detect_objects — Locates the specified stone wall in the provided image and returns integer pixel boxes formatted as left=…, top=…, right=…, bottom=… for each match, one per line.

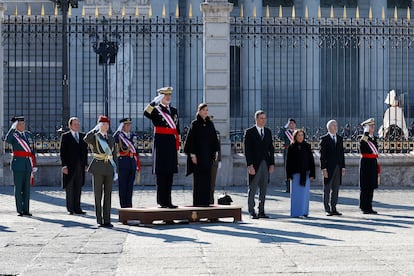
left=2, top=153, right=414, bottom=187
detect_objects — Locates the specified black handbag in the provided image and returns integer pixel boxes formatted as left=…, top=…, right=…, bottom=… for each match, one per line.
left=217, top=193, right=233, bottom=205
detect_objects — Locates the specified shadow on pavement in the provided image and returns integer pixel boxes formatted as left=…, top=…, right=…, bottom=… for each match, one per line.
left=0, top=225, right=15, bottom=232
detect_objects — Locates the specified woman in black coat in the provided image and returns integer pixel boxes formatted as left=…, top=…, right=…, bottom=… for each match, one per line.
left=184, top=103, right=220, bottom=207
left=286, top=129, right=315, bottom=217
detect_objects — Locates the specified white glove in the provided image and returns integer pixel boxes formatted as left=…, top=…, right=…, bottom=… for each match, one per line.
left=152, top=94, right=164, bottom=104
left=113, top=172, right=118, bottom=181
left=93, top=122, right=103, bottom=131
left=218, top=162, right=222, bottom=169
left=363, top=125, right=370, bottom=133
left=32, top=167, right=38, bottom=173
left=11, top=121, right=18, bottom=129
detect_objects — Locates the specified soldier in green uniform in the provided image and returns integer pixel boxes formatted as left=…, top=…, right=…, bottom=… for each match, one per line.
left=278, top=118, right=296, bottom=192
left=5, top=116, right=37, bottom=216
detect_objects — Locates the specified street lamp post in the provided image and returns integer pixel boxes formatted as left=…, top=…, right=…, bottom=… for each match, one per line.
left=51, top=0, right=79, bottom=127
left=90, top=21, right=119, bottom=117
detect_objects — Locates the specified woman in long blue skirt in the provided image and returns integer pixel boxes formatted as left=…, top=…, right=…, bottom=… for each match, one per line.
left=286, top=129, right=315, bottom=217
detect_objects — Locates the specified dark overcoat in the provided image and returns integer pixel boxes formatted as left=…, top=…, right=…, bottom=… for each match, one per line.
left=286, top=142, right=315, bottom=185
left=359, top=135, right=379, bottom=190
left=184, top=115, right=220, bottom=176
left=144, top=104, right=180, bottom=175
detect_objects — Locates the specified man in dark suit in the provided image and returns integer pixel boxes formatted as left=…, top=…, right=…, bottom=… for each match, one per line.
left=244, top=110, right=275, bottom=219
left=60, top=117, right=88, bottom=215
left=144, top=86, right=180, bottom=208
left=319, top=119, right=345, bottom=216
left=5, top=116, right=37, bottom=216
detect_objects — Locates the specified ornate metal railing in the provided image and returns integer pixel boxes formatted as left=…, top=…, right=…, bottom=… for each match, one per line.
left=3, top=11, right=414, bottom=153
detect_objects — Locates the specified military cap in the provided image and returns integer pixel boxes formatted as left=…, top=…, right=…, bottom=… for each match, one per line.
left=98, top=115, right=110, bottom=124
left=119, top=117, right=132, bottom=124
left=157, top=86, right=173, bottom=95
left=11, top=116, right=24, bottom=122
left=361, top=118, right=375, bottom=126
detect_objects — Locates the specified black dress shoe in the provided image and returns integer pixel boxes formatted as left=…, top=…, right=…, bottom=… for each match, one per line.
left=168, top=204, right=178, bottom=209
left=103, top=223, right=114, bottom=228
left=75, top=211, right=86, bottom=215
left=17, top=212, right=24, bottom=216
left=159, top=205, right=169, bottom=208
left=23, top=212, right=32, bottom=217
left=258, top=213, right=270, bottom=219
left=331, top=210, right=342, bottom=216
left=369, top=210, right=378, bottom=214
left=67, top=211, right=74, bottom=215
left=326, top=212, right=333, bottom=216
left=250, top=213, right=259, bottom=219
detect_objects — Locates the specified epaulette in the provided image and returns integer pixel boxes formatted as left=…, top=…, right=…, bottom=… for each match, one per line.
left=361, top=135, right=368, bottom=142
left=144, top=104, right=154, bottom=114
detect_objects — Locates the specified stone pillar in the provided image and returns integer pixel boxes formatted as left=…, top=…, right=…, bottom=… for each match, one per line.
left=301, top=0, right=320, bottom=127
left=0, top=2, right=6, bottom=185
left=201, top=0, right=233, bottom=186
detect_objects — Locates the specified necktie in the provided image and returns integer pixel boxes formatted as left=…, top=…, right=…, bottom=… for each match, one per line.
left=261, top=128, right=264, bottom=139
left=333, top=135, right=336, bottom=144
left=75, top=133, right=79, bottom=143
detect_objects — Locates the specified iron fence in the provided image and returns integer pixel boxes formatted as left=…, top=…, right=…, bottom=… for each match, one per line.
left=3, top=14, right=414, bottom=153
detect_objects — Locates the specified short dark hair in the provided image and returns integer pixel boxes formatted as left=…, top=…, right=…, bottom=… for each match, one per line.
left=254, top=110, right=266, bottom=119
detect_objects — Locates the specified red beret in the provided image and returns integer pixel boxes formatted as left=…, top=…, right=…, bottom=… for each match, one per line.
left=98, top=115, right=110, bottom=124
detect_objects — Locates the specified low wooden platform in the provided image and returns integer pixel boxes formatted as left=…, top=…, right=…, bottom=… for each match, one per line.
left=118, top=205, right=242, bottom=225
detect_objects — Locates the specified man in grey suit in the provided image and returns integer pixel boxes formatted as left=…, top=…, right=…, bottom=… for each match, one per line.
left=84, top=115, right=118, bottom=227
left=319, top=120, right=345, bottom=216
left=244, top=110, right=275, bottom=219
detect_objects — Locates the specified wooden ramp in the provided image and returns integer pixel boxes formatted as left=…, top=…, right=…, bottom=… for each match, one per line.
left=118, top=205, right=242, bottom=225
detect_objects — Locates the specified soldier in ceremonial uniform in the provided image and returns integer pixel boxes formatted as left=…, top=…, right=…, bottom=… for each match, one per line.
left=84, top=115, right=118, bottom=227
left=144, top=86, right=180, bottom=208
left=278, top=118, right=296, bottom=192
left=5, top=116, right=37, bottom=216
left=359, top=118, right=380, bottom=214
left=114, top=118, right=141, bottom=208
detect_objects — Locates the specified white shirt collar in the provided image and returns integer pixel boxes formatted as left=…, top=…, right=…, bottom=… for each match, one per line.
left=255, top=125, right=264, bottom=133
left=70, top=130, right=78, bottom=136
left=99, top=131, right=107, bottom=137
left=328, top=132, right=336, bottom=138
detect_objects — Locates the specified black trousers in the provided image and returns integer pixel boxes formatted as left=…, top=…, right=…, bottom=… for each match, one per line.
left=65, top=163, right=83, bottom=213
left=360, top=187, right=374, bottom=212
left=156, top=174, right=174, bottom=207
left=118, top=168, right=135, bottom=208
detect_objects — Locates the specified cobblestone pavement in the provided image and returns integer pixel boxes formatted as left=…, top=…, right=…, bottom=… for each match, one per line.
left=0, top=184, right=413, bottom=275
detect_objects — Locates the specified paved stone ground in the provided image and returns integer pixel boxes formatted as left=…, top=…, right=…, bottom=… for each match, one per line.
left=0, top=184, right=414, bottom=276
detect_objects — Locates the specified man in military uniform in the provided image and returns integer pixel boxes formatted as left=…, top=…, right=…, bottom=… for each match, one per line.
left=5, top=116, right=37, bottom=216
left=84, top=115, right=117, bottom=227
left=144, top=86, right=180, bottom=208
left=278, top=118, right=296, bottom=192
left=359, top=118, right=380, bottom=214
left=114, top=118, right=141, bottom=208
